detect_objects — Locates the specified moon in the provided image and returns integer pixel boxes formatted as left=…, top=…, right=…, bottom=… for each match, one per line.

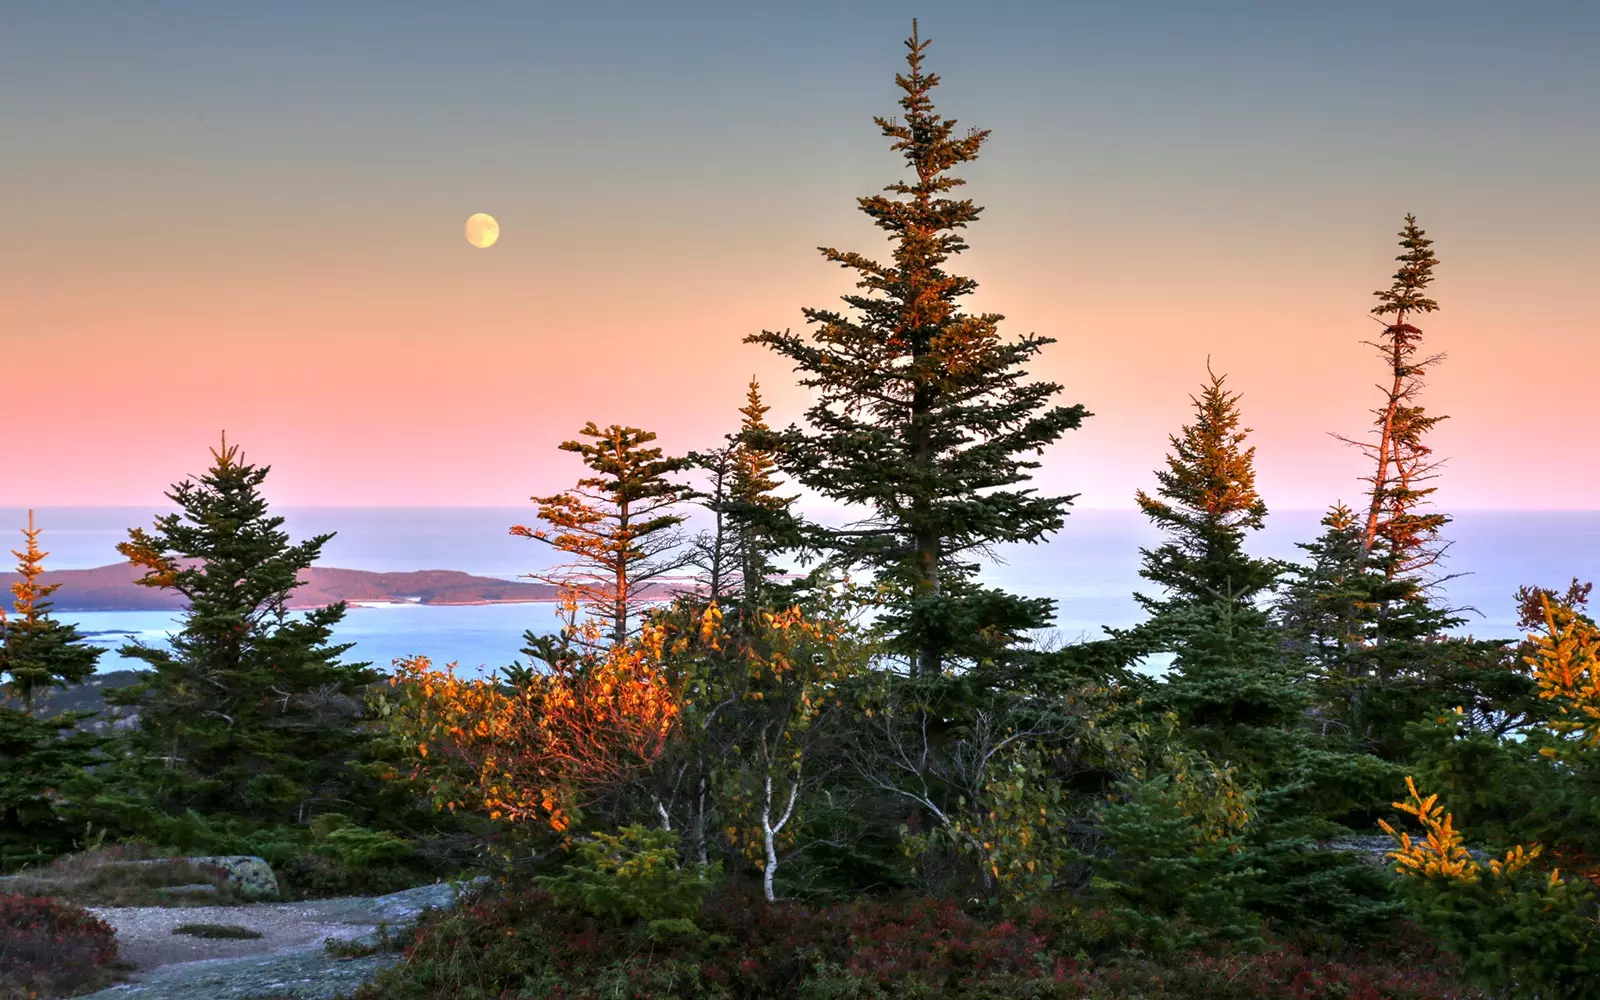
left=465, top=213, right=499, bottom=249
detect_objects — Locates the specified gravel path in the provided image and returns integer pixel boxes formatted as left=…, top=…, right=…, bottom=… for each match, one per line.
left=79, top=880, right=484, bottom=1000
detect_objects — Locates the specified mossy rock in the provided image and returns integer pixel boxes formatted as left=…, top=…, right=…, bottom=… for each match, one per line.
left=123, top=856, right=280, bottom=901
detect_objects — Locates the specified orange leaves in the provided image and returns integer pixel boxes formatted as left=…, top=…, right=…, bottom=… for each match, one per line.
left=387, top=634, right=682, bottom=833
left=8, top=510, right=60, bottom=627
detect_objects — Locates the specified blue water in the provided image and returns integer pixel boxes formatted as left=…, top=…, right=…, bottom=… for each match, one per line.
left=3, top=507, right=1597, bottom=678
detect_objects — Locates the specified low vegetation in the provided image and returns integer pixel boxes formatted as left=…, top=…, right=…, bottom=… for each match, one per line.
left=0, top=892, right=120, bottom=999
left=170, top=922, right=264, bottom=940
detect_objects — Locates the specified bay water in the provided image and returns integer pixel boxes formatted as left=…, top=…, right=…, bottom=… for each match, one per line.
left=3, top=506, right=1596, bottom=678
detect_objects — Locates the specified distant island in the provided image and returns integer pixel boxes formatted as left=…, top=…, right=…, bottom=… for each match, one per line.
left=0, top=563, right=692, bottom=612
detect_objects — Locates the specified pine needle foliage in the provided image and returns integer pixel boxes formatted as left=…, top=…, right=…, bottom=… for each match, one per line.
left=747, top=21, right=1088, bottom=675
left=1, top=511, right=101, bottom=712
left=514, top=423, right=690, bottom=650
left=1134, top=364, right=1277, bottom=621
left=1339, top=214, right=1450, bottom=582
left=107, top=433, right=378, bottom=827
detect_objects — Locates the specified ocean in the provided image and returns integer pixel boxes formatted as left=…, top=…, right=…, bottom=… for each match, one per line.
left=3, top=506, right=1597, bottom=678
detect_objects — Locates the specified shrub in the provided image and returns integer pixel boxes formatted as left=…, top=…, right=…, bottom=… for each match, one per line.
left=0, top=892, right=119, bottom=998
left=535, top=825, right=719, bottom=934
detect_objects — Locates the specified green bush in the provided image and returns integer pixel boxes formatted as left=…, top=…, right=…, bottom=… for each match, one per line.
left=1081, top=773, right=1264, bottom=956
left=535, top=825, right=720, bottom=936
left=1392, top=865, right=1600, bottom=1000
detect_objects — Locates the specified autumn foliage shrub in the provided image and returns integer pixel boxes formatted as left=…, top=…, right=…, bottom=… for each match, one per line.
left=0, top=892, right=119, bottom=998
left=384, top=622, right=680, bottom=834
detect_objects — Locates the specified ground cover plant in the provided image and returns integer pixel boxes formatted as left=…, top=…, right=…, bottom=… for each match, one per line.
left=0, top=892, right=120, bottom=999
left=170, top=922, right=264, bottom=940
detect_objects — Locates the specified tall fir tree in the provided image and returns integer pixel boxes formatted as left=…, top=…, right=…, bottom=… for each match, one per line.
left=0, top=512, right=106, bottom=864
left=513, top=422, right=690, bottom=649
left=748, top=22, right=1087, bottom=675
left=1338, top=214, right=1449, bottom=582
left=107, top=434, right=378, bottom=827
left=1284, top=217, right=1480, bottom=761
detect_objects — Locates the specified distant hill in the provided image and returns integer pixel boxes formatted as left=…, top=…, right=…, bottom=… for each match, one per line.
left=0, top=563, right=568, bottom=611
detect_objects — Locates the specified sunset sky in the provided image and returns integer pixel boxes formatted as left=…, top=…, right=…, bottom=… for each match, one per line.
left=5, top=1, right=1596, bottom=511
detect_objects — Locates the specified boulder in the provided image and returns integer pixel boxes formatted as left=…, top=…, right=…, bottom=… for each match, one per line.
left=124, top=857, right=280, bottom=901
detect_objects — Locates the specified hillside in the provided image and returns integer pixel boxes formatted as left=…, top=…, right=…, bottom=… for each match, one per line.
left=0, top=563, right=567, bottom=611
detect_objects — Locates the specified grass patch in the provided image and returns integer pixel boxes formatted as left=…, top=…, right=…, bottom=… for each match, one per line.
left=171, top=922, right=264, bottom=940
left=0, top=846, right=241, bottom=908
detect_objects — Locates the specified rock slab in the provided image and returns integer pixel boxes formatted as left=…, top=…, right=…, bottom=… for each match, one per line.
left=80, top=879, right=485, bottom=1000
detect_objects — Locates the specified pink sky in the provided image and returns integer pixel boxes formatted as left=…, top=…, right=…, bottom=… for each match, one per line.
left=6, top=5, right=1596, bottom=511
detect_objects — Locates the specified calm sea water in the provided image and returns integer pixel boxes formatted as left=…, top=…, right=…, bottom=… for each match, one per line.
left=3, top=506, right=1596, bottom=678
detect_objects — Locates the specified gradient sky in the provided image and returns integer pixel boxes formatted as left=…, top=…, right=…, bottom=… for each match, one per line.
left=4, top=1, right=1596, bottom=511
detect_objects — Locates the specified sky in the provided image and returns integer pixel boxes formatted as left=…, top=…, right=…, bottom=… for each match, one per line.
left=3, top=1, right=1596, bottom=511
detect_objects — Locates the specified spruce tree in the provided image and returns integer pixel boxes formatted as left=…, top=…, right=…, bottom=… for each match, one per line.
left=1340, top=214, right=1449, bottom=581
left=1, top=510, right=101, bottom=712
left=0, top=512, right=106, bottom=864
left=1134, top=365, right=1277, bottom=622
left=513, top=422, right=689, bottom=649
left=1131, top=367, right=1300, bottom=772
left=1286, top=217, right=1479, bottom=761
left=748, top=22, right=1088, bottom=675
left=108, top=434, right=377, bottom=827
left=685, top=380, right=798, bottom=627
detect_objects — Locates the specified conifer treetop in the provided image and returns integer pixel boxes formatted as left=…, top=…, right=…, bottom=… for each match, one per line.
left=10, top=510, right=62, bottom=626
left=1371, top=214, right=1440, bottom=322
left=747, top=21, right=1087, bottom=673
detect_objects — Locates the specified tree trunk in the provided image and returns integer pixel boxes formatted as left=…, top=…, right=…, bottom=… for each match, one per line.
left=1361, top=310, right=1408, bottom=557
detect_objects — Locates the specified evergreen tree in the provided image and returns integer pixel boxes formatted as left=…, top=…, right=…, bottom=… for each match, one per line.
left=1282, top=218, right=1482, bottom=761
left=684, top=380, right=797, bottom=629
left=748, top=22, right=1087, bottom=675
left=513, top=422, right=689, bottom=650
left=685, top=442, right=740, bottom=608
left=1134, top=364, right=1277, bottom=622
left=1, top=510, right=101, bottom=712
left=0, top=512, right=105, bottom=865
left=728, top=379, right=796, bottom=620
left=1339, top=215, right=1448, bottom=581
left=1131, top=367, right=1300, bottom=773
left=107, top=434, right=378, bottom=826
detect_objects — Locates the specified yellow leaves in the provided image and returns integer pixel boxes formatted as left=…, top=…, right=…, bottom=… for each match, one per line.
left=1383, top=775, right=1566, bottom=888
left=1488, top=843, right=1543, bottom=879
left=699, top=603, right=724, bottom=649
left=1523, top=594, right=1600, bottom=748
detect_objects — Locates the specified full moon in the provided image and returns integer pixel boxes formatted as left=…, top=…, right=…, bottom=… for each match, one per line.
left=465, top=213, right=499, bottom=249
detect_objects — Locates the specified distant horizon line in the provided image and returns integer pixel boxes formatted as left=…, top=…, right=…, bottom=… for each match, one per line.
left=4, top=505, right=1599, bottom=514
